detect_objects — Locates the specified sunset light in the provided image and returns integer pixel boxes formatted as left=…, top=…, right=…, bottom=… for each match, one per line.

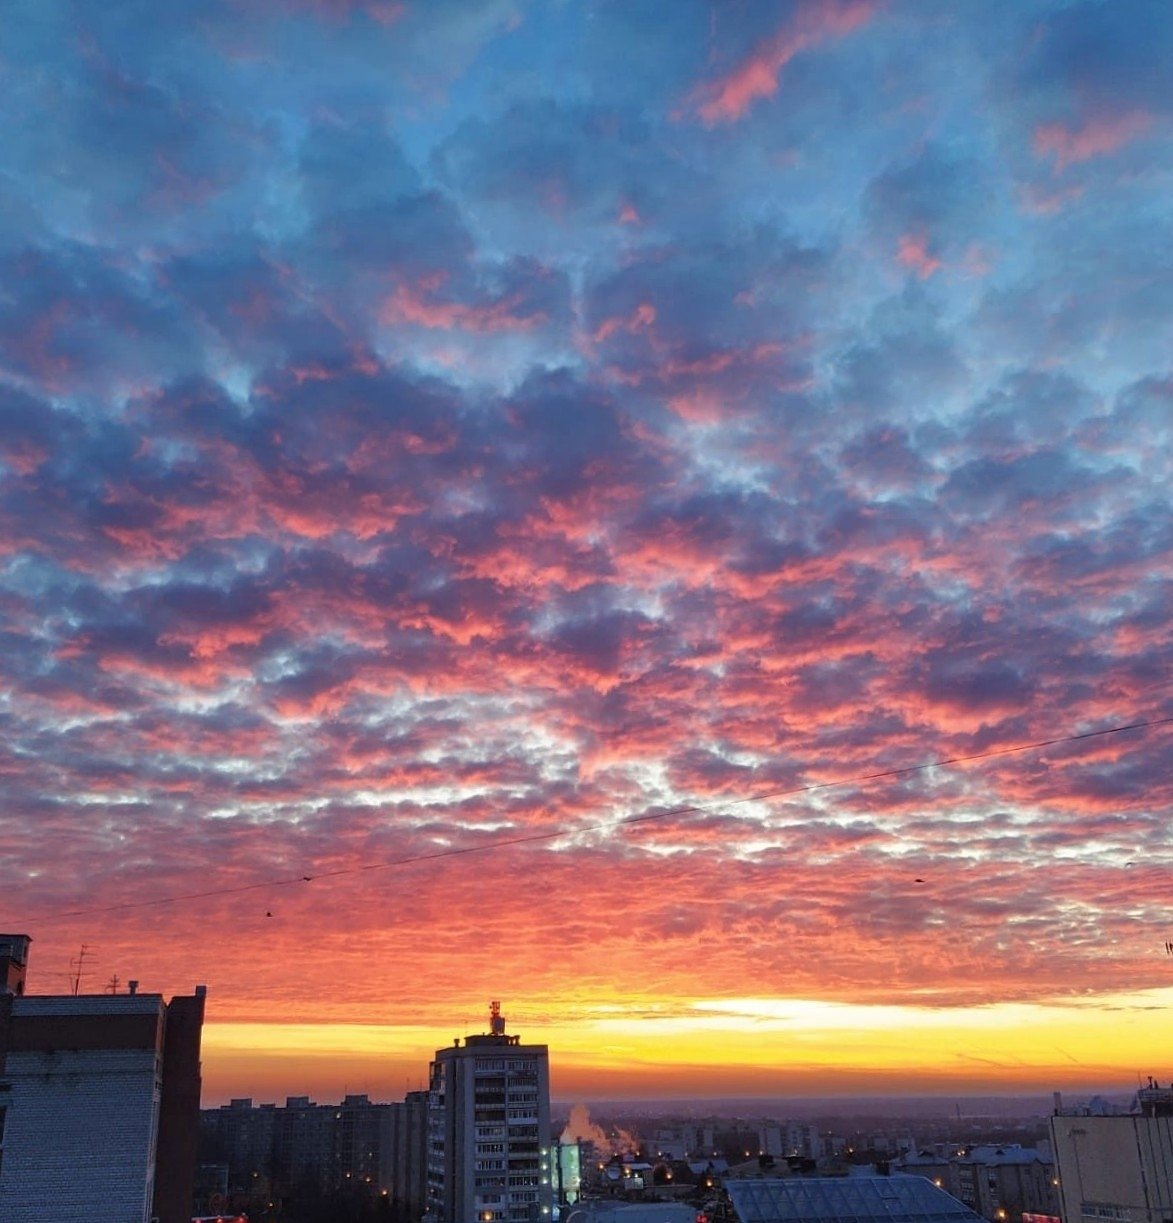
left=3, top=0, right=1172, bottom=1115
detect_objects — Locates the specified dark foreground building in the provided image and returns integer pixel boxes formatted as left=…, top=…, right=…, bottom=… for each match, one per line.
left=0, top=933, right=206, bottom=1223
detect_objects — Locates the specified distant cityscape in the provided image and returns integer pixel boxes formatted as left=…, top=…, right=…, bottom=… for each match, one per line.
left=2, top=932, right=1172, bottom=1223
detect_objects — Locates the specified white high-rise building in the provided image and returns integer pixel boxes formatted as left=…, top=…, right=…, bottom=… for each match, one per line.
left=426, top=1002, right=553, bottom=1223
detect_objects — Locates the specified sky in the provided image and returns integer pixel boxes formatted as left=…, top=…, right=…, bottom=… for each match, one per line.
left=2, top=0, right=1172, bottom=1106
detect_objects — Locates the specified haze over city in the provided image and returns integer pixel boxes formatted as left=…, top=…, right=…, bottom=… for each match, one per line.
left=2, top=0, right=1171, bottom=1106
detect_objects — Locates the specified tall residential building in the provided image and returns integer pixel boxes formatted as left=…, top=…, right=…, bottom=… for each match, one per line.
left=1050, top=1083, right=1173, bottom=1223
left=427, top=1002, right=553, bottom=1223
left=0, top=933, right=206, bottom=1223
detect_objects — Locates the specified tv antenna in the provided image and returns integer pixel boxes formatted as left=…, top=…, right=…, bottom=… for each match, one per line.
left=69, top=944, right=95, bottom=996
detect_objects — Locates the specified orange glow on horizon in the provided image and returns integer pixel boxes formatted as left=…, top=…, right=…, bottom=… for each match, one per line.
left=198, top=988, right=1173, bottom=1105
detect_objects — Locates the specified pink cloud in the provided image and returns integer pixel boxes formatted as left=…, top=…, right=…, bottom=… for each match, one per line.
left=693, top=0, right=876, bottom=125
left=662, top=340, right=786, bottom=379
left=380, top=279, right=548, bottom=333
left=1018, top=182, right=1084, bottom=215
left=896, top=232, right=941, bottom=279
left=591, top=301, right=657, bottom=343
left=1033, top=109, right=1153, bottom=173
left=666, top=390, right=729, bottom=424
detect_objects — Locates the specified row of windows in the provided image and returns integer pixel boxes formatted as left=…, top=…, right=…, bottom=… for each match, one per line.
left=1082, top=1206, right=1129, bottom=1221
left=477, top=1191, right=542, bottom=1209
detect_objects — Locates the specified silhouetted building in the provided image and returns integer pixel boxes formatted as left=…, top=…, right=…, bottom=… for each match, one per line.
left=0, top=933, right=206, bottom=1223
left=391, top=1089, right=431, bottom=1217
left=426, top=1001, right=553, bottom=1223
left=200, top=1090, right=421, bottom=1213
left=758, top=1123, right=825, bottom=1161
left=1050, top=1083, right=1173, bottom=1223
left=0, top=935, right=29, bottom=996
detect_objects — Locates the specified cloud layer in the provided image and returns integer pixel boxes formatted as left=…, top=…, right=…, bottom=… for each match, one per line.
left=1, top=0, right=1171, bottom=1088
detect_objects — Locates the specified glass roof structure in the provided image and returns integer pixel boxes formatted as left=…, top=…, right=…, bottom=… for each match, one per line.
left=726, top=1176, right=986, bottom=1223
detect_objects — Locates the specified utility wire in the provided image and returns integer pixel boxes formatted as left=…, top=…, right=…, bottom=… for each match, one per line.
left=32, top=712, right=1173, bottom=921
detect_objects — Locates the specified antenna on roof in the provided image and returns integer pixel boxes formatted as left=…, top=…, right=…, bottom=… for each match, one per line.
left=69, top=944, right=94, bottom=996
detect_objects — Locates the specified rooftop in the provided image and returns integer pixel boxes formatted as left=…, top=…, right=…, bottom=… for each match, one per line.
left=11, top=994, right=165, bottom=1017
left=725, top=1176, right=985, bottom=1223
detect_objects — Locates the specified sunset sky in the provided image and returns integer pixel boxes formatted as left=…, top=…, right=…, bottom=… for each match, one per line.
left=3, top=0, right=1172, bottom=1106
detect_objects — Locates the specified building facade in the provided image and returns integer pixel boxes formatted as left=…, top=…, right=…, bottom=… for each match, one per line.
left=951, top=1145, right=1059, bottom=1223
left=0, top=933, right=206, bottom=1223
left=426, top=1003, right=553, bottom=1223
left=201, top=1091, right=407, bottom=1211
left=391, top=1089, right=431, bottom=1217
left=1050, top=1084, right=1173, bottom=1223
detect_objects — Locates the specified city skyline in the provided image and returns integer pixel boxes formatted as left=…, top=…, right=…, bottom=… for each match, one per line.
left=3, top=0, right=1172, bottom=1101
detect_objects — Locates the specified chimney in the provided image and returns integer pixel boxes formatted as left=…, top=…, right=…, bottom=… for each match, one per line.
left=0, top=934, right=31, bottom=996
left=128, top=980, right=139, bottom=996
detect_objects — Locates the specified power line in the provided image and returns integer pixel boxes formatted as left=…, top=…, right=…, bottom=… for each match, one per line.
left=31, top=712, right=1173, bottom=921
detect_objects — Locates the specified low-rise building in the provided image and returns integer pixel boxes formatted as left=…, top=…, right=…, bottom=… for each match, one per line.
left=952, top=1145, right=1058, bottom=1223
